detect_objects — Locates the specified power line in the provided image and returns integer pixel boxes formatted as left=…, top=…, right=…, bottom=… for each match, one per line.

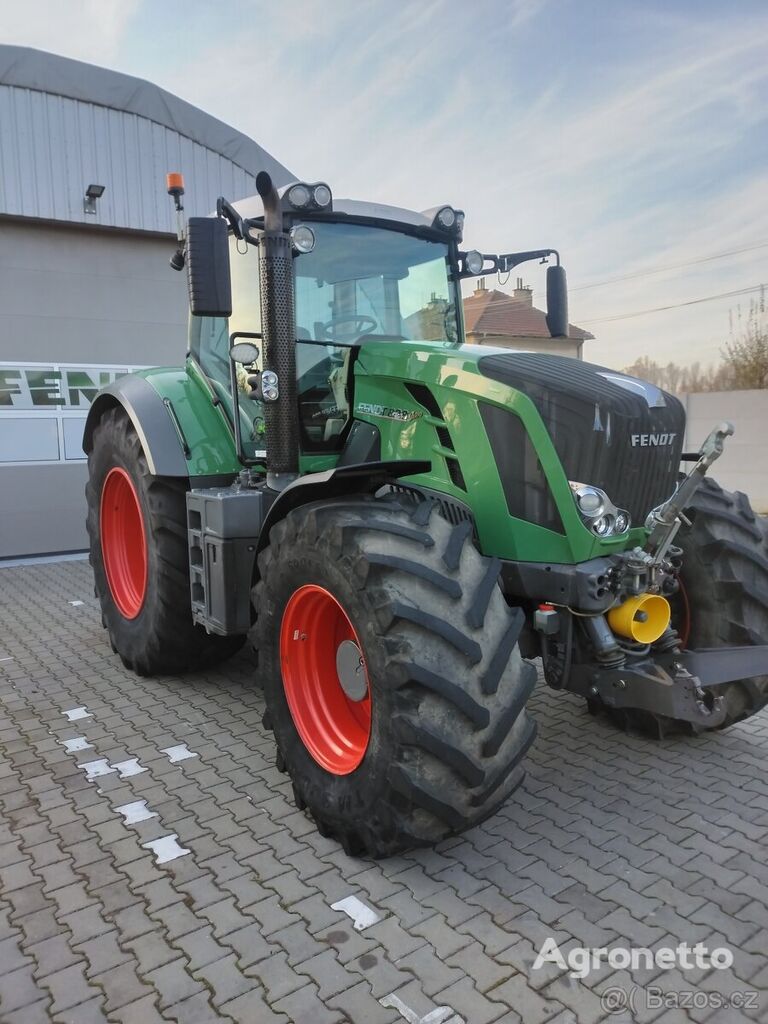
left=467, top=281, right=765, bottom=326
left=568, top=240, right=768, bottom=293
left=578, top=284, right=765, bottom=325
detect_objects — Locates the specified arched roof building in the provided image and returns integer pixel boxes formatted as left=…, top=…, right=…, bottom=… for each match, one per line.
left=0, top=46, right=292, bottom=557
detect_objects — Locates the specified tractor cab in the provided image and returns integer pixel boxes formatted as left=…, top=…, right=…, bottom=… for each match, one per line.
left=189, top=188, right=473, bottom=468
left=188, top=199, right=465, bottom=463
left=181, top=174, right=567, bottom=482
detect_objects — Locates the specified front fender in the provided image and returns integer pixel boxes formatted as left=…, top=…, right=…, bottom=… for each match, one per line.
left=256, top=459, right=431, bottom=553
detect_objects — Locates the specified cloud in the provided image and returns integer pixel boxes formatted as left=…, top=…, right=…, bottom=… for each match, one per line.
left=5, top=0, right=765, bottom=370
left=0, top=0, right=140, bottom=63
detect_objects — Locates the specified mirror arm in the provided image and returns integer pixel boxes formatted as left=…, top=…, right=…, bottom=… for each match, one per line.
left=458, top=248, right=560, bottom=280
left=216, top=197, right=245, bottom=240
left=497, top=248, right=559, bottom=272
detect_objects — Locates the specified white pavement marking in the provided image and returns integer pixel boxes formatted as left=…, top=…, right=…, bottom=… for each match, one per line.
left=112, top=758, right=147, bottom=779
left=60, top=737, right=92, bottom=753
left=160, top=744, right=198, bottom=764
left=114, top=800, right=157, bottom=825
left=62, top=707, right=92, bottom=721
left=78, top=759, right=116, bottom=781
left=68, top=600, right=84, bottom=607
left=379, top=994, right=464, bottom=1024
left=330, top=895, right=381, bottom=931
left=142, top=834, right=191, bottom=864
left=0, top=657, right=13, bottom=662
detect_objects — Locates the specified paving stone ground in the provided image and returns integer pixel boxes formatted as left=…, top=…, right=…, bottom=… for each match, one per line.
left=0, top=558, right=766, bottom=1024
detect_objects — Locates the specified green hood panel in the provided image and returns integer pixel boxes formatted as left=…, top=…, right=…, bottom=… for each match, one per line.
left=351, top=341, right=644, bottom=564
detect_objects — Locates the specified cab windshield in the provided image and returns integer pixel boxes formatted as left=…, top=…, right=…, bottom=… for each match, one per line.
left=294, top=221, right=460, bottom=346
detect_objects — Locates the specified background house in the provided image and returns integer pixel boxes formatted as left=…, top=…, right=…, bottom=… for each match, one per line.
left=463, top=278, right=594, bottom=358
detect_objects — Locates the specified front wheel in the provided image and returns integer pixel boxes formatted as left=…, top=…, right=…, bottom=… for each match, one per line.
left=675, top=477, right=768, bottom=728
left=591, top=477, right=768, bottom=736
left=252, top=495, right=538, bottom=857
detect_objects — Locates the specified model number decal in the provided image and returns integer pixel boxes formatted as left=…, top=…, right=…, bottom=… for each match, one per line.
left=631, top=432, right=677, bottom=447
left=356, top=402, right=423, bottom=422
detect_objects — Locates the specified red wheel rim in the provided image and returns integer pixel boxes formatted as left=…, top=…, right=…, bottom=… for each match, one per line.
left=280, top=585, right=371, bottom=775
left=100, top=467, right=148, bottom=620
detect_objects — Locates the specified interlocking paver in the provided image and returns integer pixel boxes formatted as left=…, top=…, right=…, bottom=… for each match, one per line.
left=0, top=559, right=767, bottom=1024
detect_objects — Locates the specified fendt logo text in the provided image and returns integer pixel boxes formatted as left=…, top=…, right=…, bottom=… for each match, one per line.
left=631, top=432, right=677, bottom=447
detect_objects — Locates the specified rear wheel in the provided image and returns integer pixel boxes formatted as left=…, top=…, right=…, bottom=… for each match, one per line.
left=86, top=406, right=245, bottom=675
left=252, top=495, right=538, bottom=857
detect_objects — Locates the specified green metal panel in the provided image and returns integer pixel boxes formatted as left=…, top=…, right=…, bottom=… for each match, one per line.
left=140, top=363, right=240, bottom=478
left=352, top=341, right=646, bottom=564
left=138, top=362, right=351, bottom=480
left=135, top=342, right=646, bottom=566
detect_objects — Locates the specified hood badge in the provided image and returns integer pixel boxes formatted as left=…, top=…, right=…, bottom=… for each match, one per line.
left=631, top=433, right=677, bottom=447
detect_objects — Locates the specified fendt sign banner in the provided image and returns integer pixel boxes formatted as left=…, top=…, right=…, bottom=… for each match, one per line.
left=0, top=363, right=143, bottom=466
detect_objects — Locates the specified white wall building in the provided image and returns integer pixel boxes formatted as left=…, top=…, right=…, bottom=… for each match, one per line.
left=0, top=45, right=292, bottom=558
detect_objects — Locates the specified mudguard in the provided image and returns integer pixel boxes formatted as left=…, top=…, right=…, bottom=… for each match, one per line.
left=256, top=460, right=431, bottom=553
left=83, top=374, right=190, bottom=477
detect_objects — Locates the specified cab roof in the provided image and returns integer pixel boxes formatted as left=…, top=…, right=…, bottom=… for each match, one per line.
left=231, top=194, right=445, bottom=233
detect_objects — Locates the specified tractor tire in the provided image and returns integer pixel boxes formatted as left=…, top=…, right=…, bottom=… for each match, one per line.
left=86, top=405, right=244, bottom=675
left=674, top=476, right=768, bottom=728
left=591, top=477, right=768, bottom=736
left=251, top=494, right=537, bottom=857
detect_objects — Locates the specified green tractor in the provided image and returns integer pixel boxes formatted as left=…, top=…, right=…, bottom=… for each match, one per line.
left=84, top=170, right=768, bottom=856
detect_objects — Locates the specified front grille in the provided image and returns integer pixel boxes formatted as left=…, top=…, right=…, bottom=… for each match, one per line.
left=479, top=353, right=685, bottom=522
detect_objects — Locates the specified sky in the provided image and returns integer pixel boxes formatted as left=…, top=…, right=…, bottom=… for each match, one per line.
left=2, top=0, right=768, bottom=370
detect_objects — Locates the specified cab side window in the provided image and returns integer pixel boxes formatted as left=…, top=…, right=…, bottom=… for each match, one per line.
left=191, top=316, right=230, bottom=386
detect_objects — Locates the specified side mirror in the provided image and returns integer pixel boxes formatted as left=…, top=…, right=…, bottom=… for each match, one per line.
left=186, top=217, right=232, bottom=317
left=545, top=264, right=568, bottom=338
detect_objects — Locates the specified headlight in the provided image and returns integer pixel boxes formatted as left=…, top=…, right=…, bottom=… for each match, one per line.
left=464, top=250, right=484, bottom=275
left=436, top=206, right=456, bottom=229
left=572, top=484, right=604, bottom=515
left=569, top=482, right=630, bottom=537
left=287, top=184, right=311, bottom=208
left=592, top=515, right=612, bottom=536
left=313, top=184, right=331, bottom=207
left=614, top=510, right=631, bottom=534
left=290, top=224, right=316, bottom=254
left=261, top=370, right=279, bottom=402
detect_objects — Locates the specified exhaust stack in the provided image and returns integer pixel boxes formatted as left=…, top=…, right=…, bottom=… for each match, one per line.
left=256, top=172, right=300, bottom=490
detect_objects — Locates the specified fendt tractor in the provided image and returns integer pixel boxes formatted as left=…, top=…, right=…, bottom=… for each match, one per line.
left=84, top=170, right=768, bottom=856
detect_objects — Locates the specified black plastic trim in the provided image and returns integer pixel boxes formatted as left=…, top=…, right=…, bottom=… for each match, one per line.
left=256, top=459, right=431, bottom=553
left=500, top=556, right=617, bottom=612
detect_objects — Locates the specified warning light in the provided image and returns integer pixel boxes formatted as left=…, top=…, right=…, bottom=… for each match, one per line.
left=166, top=172, right=185, bottom=197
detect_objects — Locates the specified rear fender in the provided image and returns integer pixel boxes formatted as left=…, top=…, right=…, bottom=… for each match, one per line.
left=83, top=374, right=189, bottom=477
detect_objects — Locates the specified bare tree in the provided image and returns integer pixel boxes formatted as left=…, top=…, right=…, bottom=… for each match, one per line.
left=721, top=288, right=768, bottom=390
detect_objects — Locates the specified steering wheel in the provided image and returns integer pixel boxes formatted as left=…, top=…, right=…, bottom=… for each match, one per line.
left=320, top=314, right=378, bottom=343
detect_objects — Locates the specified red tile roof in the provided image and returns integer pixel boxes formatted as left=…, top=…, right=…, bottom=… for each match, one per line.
left=463, top=288, right=593, bottom=341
